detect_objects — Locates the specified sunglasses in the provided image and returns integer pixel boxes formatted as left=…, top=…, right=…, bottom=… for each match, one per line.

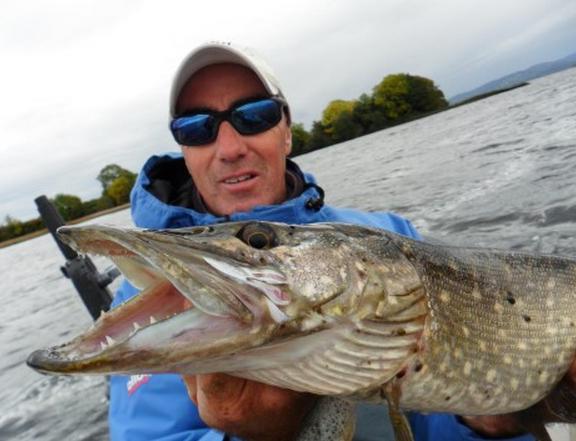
left=170, top=97, right=286, bottom=146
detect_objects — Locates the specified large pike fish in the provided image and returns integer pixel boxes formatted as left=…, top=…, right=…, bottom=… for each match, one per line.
left=27, top=222, right=576, bottom=441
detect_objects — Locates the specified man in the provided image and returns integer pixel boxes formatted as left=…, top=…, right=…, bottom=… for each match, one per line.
left=109, top=41, right=540, bottom=441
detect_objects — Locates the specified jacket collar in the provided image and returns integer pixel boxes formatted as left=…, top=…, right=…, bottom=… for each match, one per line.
left=130, top=153, right=325, bottom=229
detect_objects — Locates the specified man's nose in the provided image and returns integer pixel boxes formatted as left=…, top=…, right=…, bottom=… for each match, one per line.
left=214, top=121, right=248, bottom=162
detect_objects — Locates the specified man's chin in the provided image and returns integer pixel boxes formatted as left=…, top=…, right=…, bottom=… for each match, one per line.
left=212, top=195, right=277, bottom=216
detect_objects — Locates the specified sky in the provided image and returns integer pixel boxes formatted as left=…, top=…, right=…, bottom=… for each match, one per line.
left=1, top=0, right=575, bottom=221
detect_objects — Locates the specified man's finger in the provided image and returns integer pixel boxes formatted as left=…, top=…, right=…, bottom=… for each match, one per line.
left=196, top=373, right=247, bottom=403
left=182, top=375, right=198, bottom=404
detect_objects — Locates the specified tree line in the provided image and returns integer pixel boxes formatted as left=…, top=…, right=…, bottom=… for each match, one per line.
left=0, top=164, right=136, bottom=243
left=289, top=73, right=448, bottom=156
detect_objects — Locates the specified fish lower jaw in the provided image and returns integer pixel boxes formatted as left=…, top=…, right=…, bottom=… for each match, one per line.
left=28, top=278, right=202, bottom=368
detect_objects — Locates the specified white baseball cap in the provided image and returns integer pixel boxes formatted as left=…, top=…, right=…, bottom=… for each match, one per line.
left=170, top=41, right=289, bottom=119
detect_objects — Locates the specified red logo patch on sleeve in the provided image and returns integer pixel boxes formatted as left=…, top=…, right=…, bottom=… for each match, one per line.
left=127, top=374, right=152, bottom=395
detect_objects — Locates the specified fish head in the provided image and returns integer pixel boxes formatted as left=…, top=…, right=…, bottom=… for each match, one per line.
left=27, top=221, right=394, bottom=376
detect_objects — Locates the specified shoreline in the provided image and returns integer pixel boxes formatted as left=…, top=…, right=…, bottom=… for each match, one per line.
left=0, top=203, right=130, bottom=249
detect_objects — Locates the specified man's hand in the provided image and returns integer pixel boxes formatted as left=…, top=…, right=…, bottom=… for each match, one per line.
left=183, top=374, right=317, bottom=441
left=461, top=358, right=576, bottom=438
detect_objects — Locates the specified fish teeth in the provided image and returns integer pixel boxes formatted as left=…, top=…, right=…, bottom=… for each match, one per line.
left=149, top=316, right=157, bottom=324
left=133, top=322, right=141, bottom=332
left=105, top=335, right=116, bottom=346
left=264, top=298, right=288, bottom=323
left=100, top=342, right=107, bottom=351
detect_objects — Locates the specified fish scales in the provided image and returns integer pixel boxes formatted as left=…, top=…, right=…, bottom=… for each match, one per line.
left=393, top=239, right=576, bottom=415
left=27, top=221, right=576, bottom=440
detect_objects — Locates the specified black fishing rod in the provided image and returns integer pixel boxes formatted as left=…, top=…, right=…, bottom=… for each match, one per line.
left=34, top=195, right=118, bottom=321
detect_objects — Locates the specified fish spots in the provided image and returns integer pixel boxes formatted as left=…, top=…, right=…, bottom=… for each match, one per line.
left=413, top=361, right=423, bottom=373
left=546, top=279, right=557, bottom=290
left=538, top=370, right=549, bottom=384
left=486, top=369, right=497, bottom=383
left=510, top=378, right=519, bottom=391
left=461, top=326, right=470, bottom=338
left=545, top=326, right=558, bottom=335
left=517, top=342, right=527, bottom=351
left=503, top=355, right=512, bottom=365
left=439, top=291, right=450, bottom=303
left=375, top=301, right=386, bottom=317
left=453, top=348, right=463, bottom=359
left=506, top=292, right=516, bottom=305
left=546, top=299, right=554, bottom=308
left=302, top=282, right=317, bottom=298
left=494, top=303, right=504, bottom=314
left=478, top=341, right=487, bottom=351
left=472, top=289, right=482, bottom=300
left=463, top=361, right=472, bottom=376
left=522, top=315, right=531, bottom=323
left=525, top=374, right=532, bottom=387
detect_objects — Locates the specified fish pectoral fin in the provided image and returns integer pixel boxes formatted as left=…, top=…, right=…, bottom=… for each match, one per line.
left=382, top=385, right=414, bottom=441
left=386, top=405, right=413, bottom=441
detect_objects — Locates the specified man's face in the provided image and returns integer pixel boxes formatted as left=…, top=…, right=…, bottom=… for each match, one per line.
left=176, top=63, right=292, bottom=216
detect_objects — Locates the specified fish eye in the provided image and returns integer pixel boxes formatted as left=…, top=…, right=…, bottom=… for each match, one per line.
left=237, top=223, right=277, bottom=249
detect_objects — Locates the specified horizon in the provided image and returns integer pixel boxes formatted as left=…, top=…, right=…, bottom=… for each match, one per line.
left=1, top=0, right=575, bottom=221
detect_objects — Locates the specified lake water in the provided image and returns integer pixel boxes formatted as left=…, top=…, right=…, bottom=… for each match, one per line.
left=1, top=67, right=575, bottom=440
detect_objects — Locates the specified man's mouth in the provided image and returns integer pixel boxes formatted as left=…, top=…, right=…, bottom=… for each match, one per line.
left=222, top=173, right=257, bottom=185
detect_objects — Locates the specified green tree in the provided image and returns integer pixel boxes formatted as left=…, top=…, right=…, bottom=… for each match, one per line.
left=353, top=93, right=389, bottom=133
left=405, top=75, right=448, bottom=113
left=81, top=196, right=115, bottom=216
left=52, top=194, right=84, bottom=221
left=307, top=121, right=332, bottom=151
left=321, top=100, right=357, bottom=135
left=290, top=123, right=311, bottom=156
left=97, top=164, right=137, bottom=194
left=107, top=176, right=135, bottom=205
left=373, top=74, right=412, bottom=120
left=3, top=215, right=23, bottom=237
left=331, top=110, right=363, bottom=143
left=373, top=73, right=448, bottom=122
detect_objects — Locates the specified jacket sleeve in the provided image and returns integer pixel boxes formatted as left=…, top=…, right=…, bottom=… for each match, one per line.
left=108, top=280, right=230, bottom=441
left=409, top=413, right=534, bottom=441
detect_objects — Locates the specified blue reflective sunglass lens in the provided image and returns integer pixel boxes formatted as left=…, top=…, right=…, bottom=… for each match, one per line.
left=171, top=98, right=284, bottom=146
left=171, top=114, right=216, bottom=146
left=231, top=99, right=282, bottom=134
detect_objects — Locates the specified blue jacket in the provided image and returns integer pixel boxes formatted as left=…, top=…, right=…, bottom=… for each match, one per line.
left=109, top=153, right=532, bottom=441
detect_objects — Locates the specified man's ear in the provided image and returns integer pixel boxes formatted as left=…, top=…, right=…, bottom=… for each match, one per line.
left=284, top=126, right=292, bottom=156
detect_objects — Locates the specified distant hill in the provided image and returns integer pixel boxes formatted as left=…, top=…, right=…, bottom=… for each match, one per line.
left=450, top=51, right=576, bottom=104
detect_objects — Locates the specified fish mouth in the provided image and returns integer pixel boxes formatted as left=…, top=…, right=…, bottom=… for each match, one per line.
left=27, top=224, right=295, bottom=376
